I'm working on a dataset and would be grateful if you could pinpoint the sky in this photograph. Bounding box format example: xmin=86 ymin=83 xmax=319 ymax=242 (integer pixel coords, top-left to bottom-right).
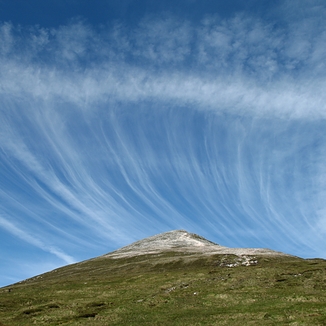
xmin=1 ymin=0 xmax=326 ymax=287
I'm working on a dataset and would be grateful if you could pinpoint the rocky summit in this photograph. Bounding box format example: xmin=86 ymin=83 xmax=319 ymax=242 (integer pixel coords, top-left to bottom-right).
xmin=104 ymin=229 xmax=289 ymax=259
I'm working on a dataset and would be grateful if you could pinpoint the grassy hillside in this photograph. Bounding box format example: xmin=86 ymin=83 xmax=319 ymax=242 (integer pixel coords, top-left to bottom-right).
xmin=1 ymin=252 xmax=326 ymax=325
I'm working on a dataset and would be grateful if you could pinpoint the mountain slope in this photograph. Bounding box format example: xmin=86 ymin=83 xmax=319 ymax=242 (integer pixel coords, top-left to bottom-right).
xmin=1 ymin=230 xmax=326 ymax=325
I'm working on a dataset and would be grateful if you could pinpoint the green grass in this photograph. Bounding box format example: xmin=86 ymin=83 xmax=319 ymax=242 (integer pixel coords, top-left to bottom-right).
xmin=1 ymin=253 xmax=326 ymax=325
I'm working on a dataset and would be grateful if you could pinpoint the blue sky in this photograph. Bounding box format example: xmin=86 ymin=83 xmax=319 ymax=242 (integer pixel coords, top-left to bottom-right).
xmin=1 ymin=0 xmax=326 ymax=286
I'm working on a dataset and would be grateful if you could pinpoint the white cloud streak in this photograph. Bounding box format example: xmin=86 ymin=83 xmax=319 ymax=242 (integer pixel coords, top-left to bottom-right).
xmin=0 ymin=8 xmax=326 ymax=118
xmin=0 ymin=214 xmax=75 ymax=264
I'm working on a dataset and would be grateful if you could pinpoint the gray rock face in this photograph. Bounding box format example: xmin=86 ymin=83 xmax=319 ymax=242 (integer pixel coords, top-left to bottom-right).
xmin=104 ymin=230 xmax=290 ymax=259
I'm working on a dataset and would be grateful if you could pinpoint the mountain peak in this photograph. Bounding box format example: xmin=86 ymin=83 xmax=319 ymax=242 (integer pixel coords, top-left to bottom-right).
xmin=104 ymin=230 xmax=219 ymax=258
xmin=122 ymin=229 xmax=218 ymax=249
xmin=104 ymin=230 xmax=289 ymax=259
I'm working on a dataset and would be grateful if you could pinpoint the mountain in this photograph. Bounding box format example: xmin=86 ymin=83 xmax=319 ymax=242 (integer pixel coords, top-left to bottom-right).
xmin=1 ymin=230 xmax=326 ymax=325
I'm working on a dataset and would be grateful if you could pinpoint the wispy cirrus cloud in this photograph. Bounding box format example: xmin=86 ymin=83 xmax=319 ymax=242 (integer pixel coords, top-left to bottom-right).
xmin=0 ymin=213 xmax=75 ymax=264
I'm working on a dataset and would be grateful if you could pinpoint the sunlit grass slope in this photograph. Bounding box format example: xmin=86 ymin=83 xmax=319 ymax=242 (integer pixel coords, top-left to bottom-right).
xmin=1 ymin=251 xmax=326 ymax=325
